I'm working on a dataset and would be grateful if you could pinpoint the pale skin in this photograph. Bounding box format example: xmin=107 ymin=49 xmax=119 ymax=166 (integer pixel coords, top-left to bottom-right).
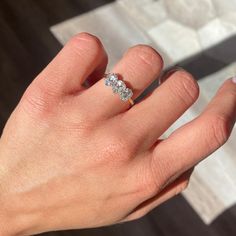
xmin=0 ymin=32 xmax=236 ymax=235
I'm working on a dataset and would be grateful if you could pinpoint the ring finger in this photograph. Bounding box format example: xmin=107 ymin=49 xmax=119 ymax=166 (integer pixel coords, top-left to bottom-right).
xmin=79 ymin=45 xmax=163 ymax=119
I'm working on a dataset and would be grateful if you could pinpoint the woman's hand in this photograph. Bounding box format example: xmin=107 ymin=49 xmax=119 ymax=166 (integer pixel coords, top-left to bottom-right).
xmin=0 ymin=33 xmax=236 ymax=235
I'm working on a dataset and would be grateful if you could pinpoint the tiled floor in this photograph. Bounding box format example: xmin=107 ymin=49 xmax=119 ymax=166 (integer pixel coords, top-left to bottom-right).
xmin=119 ymin=0 xmax=236 ymax=64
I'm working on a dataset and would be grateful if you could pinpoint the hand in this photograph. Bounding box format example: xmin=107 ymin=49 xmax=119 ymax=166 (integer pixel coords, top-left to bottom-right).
xmin=0 ymin=33 xmax=236 ymax=235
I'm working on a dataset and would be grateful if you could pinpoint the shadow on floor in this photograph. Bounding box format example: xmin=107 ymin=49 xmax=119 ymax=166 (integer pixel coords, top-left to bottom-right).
xmin=137 ymin=34 xmax=236 ymax=102
xmin=178 ymin=35 xmax=236 ymax=80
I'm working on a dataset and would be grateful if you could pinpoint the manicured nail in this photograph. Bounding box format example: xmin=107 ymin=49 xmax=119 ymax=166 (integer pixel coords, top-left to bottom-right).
xmin=232 ymin=77 xmax=236 ymax=84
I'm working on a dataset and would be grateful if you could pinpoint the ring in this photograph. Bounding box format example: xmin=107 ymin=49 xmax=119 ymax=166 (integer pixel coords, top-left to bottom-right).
xmin=104 ymin=73 xmax=134 ymax=106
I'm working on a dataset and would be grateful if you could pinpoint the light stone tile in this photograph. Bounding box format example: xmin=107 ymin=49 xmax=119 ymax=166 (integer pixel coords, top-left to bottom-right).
xmin=50 ymin=2 xmax=168 ymax=68
xmin=221 ymin=12 xmax=236 ymax=27
xmin=117 ymin=0 xmax=167 ymax=31
xmin=117 ymin=0 xmax=154 ymax=31
xmin=163 ymin=63 xmax=236 ymax=224
xmin=213 ymin=0 xmax=236 ymax=15
xmin=148 ymin=20 xmax=201 ymax=63
xmin=164 ymin=0 xmax=216 ymax=29
xmin=143 ymin=0 xmax=167 ymax=26
xmin=118 ymin=0 xmax=154 ymax=7
xmin=198 ymin=18 xmax=236 ymax=50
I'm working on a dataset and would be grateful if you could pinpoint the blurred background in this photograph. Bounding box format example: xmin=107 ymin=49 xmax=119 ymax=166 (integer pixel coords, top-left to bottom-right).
xmin=1 ymin=0 xmax=236 ymax=235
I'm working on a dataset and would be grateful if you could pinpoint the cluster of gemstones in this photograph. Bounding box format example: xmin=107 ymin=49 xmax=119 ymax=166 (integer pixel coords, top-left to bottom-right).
xmin=104 ymin=73 xmax=133 ymax=102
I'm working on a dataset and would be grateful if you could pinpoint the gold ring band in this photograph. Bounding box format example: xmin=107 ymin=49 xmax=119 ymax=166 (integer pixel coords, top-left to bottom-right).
xmin=128 ymin=98 xmax=134 ymax=106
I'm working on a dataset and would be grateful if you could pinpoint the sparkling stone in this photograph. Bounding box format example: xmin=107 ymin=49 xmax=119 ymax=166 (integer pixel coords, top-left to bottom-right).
xmin=105 ymin=73 xmax=118 ymax=86
xmin=112 ymin=80 xmax=126 ymax=94
xmin=120 ymin=88 xmax=133 ymax=101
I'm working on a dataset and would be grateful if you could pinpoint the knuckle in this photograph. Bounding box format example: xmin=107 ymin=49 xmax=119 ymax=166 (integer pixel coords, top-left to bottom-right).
xmin=62 ymin=112 xmax=97 ymax=134
xmin=21 ymin=80 xmax=58 ymax=118
xmin=128 ymin=45 xmax=163 ymax=72
xmin=208 ymin=114 xmax=231 ymax=147
xmin=169 ymin=71 xmax=199 ymax=106
xmin=23 ymin=88 xmax=47 ymax=111
xmin=100 ymin=135 xmax=133 ymax=164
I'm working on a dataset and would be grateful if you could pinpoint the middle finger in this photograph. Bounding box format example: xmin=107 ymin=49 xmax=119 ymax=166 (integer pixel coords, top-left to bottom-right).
xmin=123 ymin=70 xmax=199 ymax=151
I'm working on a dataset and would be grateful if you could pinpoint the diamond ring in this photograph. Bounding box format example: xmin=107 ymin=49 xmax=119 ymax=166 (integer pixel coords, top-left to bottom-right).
xmin=104 ymin=73 xmax=134 ymax=106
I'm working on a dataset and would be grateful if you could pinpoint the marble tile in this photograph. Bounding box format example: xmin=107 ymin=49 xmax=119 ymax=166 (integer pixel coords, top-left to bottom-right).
xmin=51 ymin=2 xmax=159 ymax=68
xmin=118 ymin=0 xmax=167 ymax=31
xmin=118 ymin=0 xmax=154 ymax=7
xmin=117 ymin=0 xmax=153 ymax=30
xmin=148 ymin=20 xmax=202 ymax=63
xmin=198 ymin=18 xmax=236 ymax=50
xmin=143 ymin=0 xmax=167 ymax=26
xmin=222 ymin=12 xmax=236 ymax=27
xmin=164 ymin=0 xmax=216 ymax=29
xmin=213 ymin=0 xmax=236 ymax=15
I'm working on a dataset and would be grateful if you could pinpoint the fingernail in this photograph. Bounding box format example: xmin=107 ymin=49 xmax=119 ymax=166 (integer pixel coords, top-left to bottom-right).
xmin=232 ymin=77 xmax=236 ymax=84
